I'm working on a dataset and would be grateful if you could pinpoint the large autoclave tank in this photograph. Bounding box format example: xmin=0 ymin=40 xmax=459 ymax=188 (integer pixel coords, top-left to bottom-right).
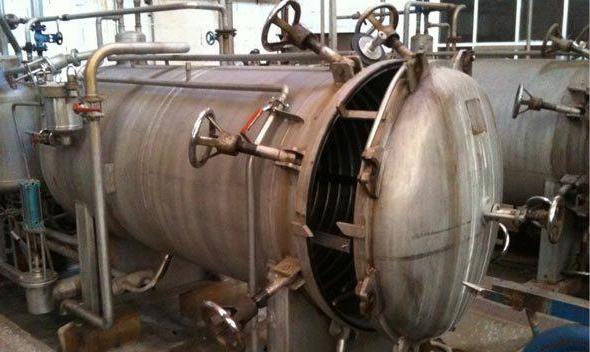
xmin=40 ymin=60 xmax=502 ymax=342
xmin=473 ymin=59 xmax=588 ymax=203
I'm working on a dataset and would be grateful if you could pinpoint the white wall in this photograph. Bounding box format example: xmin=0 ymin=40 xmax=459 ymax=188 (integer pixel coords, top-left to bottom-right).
xmin=2 ymin=0 xmax=441 ymax=59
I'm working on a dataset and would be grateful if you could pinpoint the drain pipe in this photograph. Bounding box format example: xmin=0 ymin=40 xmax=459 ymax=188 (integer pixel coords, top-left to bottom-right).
xmin=63 ymin=42 xmax=190 ymax=330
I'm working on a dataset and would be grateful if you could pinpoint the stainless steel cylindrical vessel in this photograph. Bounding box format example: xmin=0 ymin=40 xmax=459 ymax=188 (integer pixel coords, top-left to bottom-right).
xmin=473 ymin=59 xmax=588 ymax=203
xmin=40 ymin=60 xmax=502 ymax=342
xmin=0 ymin=57 xmax=42 ymax=191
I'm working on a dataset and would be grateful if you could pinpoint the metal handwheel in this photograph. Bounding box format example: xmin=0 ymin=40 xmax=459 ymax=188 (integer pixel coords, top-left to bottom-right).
xmin=261 ymin=0 xmax=301 ymax=51
xmin=354 ymin=3 xmax=399 ymax=40
xmin=541 ymin=23 xmax=562 ymax=57
xmin=188 ymin=108 xmax=222 ymax=168
xmin=352 ymin=4 xmax=400 ymax=65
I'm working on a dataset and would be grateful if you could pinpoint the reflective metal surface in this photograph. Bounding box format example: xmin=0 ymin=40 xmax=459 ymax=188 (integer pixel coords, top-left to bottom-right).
xmin=40 ymin=60 xmax=501 ymax=343
xmin=473 ymin=59 xmax=588 ymax=204
xmin=0 ymin=57 xmax=42 ymax=191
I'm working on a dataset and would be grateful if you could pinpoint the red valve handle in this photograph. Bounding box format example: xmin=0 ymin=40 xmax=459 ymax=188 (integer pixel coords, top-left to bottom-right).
xmin=73 ymin=102 xmax=101 ymax=115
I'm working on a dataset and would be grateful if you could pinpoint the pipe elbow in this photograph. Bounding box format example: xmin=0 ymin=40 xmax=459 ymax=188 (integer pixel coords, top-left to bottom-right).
xmin=84 ymin=42 xmax=190 ymax=98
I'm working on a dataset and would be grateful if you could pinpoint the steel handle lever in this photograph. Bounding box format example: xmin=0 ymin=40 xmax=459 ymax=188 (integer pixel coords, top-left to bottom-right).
xmin=201 ymin=257 xmax=302 ymax=351
xmin=512 ymin=84 xmax=583 ymax=119
xmin=261 ymin=0 xmax=360 ymax=82
xmin=188 ymin=108 xmax=302 ymax=169
xmin=542 ymin=23 xmax=590 ymax=59
xmin=484 ymin=194 xmax=565 ymax=244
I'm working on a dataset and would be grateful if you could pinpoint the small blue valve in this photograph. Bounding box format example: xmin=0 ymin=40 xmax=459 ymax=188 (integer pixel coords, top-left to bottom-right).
xmin=25 ymin=22 xmax=63 ymax=57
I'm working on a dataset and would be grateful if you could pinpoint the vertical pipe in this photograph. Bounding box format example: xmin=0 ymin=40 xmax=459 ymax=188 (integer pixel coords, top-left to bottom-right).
xmin=0 ymin=0 xmax=8 ymax=55
xmin=225 ymin=0 xmax=234 ymax=56
xmin=320 ymin=0 xmax=325 ymax=45
xmin=0 ymin=9 xmax=23 ymax=61
xmin=30 ymin=0 xmax=43 ymax=18
xmin=96 ymin=18 xmax=104 ymax=47
xmin=133 ymin=0 xmax=142 ymax=33
xmin=472 ymin=0 xmax=479 ymax=47
xmin=148 ymin=13 xmax=155 ymax=41
xmin=561 ymin=0 xmax=569 ymax=39
xmin=526 ymin=0 xmax=533 ymax=58
xmin=329 ymin=0 xmax=337 ymax=50
xmin=514 ymin=0 xmax=522 ymax=47
xmin=75 ymin=202 xmax=100 ymax=314
xmin=116 ymin=0 xmax=125 ymax=33
xmin=88 ymin=120 xmax=113 ymax=328
xmin=0 ymin=219 xmax=5 ymax=263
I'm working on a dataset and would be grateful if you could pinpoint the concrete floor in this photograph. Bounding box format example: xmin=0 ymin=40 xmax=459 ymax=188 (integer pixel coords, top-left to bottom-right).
xmin=0 ymin=277 xmax=574 ymax=352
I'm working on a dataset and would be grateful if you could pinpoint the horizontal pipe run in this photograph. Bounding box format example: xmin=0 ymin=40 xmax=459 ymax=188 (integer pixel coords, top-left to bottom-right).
xmin=27 ymin=2 xmax=226 ymax=25
xmin=109 ymin=51 xmax=357 ymax=63
xmin=429 ymin=49 xmax=577 ymax=57
xmin=0 ymin=261 xmax=24 ymax=282
xmin=97 ymin=77 xmax=288 ymax=95
xmin=45 ymin=228 xmax=78 ymax=246
xmin=85 ymin=42 xmax=190 ymax=98
xmin=45 ymin=239 xmax=78 ymax=260
xmin=24 ymin=2 xmax=229 ymax=59
xmin=4 ymin=50 xmax=92 ymax=77
xmin=61 ymin=299 xmax=109 ymax=328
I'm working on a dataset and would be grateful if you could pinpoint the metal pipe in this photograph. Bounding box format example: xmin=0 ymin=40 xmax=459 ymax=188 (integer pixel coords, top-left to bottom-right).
xmin=45 ymin=239 xmax=77 ymax=260
xmin=4 ymin=50 xmax=92 ymax=77
xmin=526 ymin=0 xmax=533 ymax=58
xmin=329 ymin=0 xmax=337 ymax=50
xmin=245 ymin=85 xmax=289 ymax=352
xmin=133 ymin=0 xmax=142 ymax=33
xmin=108 ymin=51 xmax=356 ymax=63
xmin=77 ymin=42 xmax=190 ymax=330
xmin=45 ymin=228 xmax=78 ymax=246
xmin=88 ymin=119 xmax=113 ymax=327
xmin=115 ymin=0 xmax=125 ymax=33
xmin=0 ymin=10 xmax=23 ymax=61
xmin=0 ymin=261 xmax=24 ymax=282
xmin=61 ymin=299 xmax=108 ymax=328
xmin=96 ymin=16 xmax=120 ymax=47
xmin=403 ymin=2 xmax=462 ymax=45
xmin=23 ymin=2 xmax=231 ymax=56
xmin=84 ymin=42 xmax=189 ymax=98
xmin=320 ymin=0 xmax=325 ymax=45
xmin=97 ymin=77 xmax=288 ymax=94
xmin=450 ymin=5 xmax=466 ymax=49
xmin=0 ymin=1 xmax=8 ymax=55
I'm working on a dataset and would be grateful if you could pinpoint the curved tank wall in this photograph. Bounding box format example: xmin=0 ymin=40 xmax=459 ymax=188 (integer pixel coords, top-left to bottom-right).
xmin=0 ymin=57 xmax=44 ymax=191
xmin=473 ymin=59 xmax=588 ymax=203
xmin=39 ymin=61 xmax=501 ymax=343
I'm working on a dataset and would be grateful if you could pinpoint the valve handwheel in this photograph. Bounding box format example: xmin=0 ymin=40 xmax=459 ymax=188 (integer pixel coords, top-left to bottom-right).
xmin=541 ymin=23 xmax=562 ymax=57
xmin=188 ymin=108 xmax=222 ymax=168
xmin=352 ymin=4 xmax=400 ymax=65
xmin=261 ymin=0 xmax=301 ymax=52
xmin=354 ymin=4 xmax=399 ymax=45
xmin=205 ymin=31 xmax=217 ymax=46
